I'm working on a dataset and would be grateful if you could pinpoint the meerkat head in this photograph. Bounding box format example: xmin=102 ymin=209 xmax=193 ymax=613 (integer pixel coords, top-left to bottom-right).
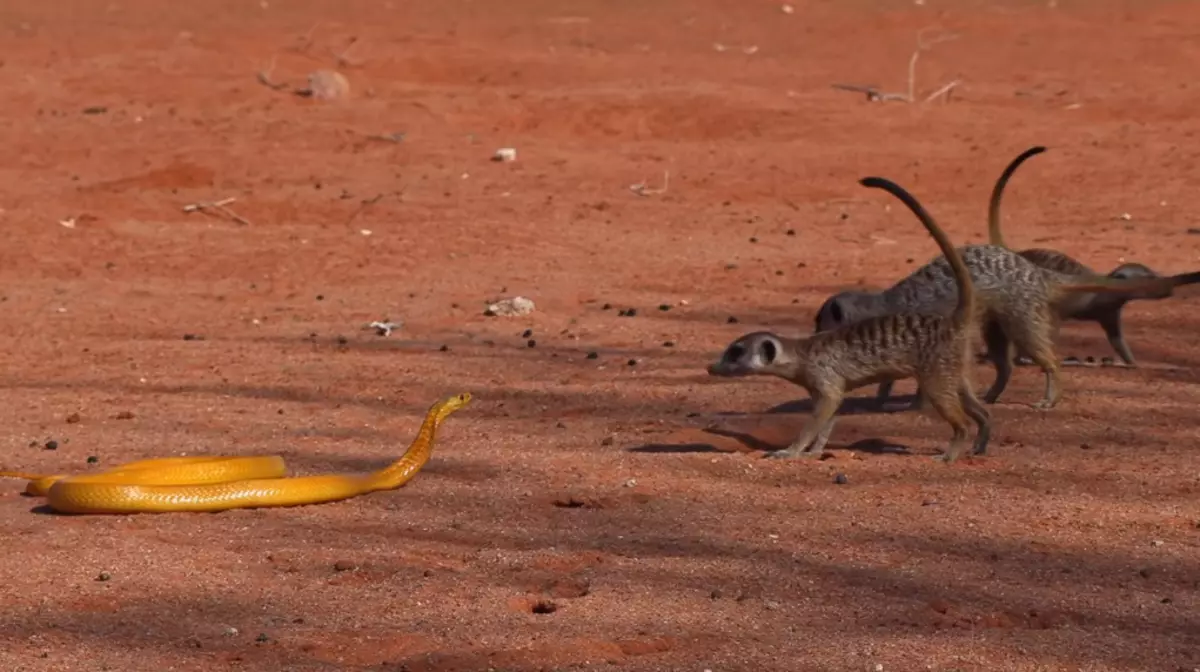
xmin=812 ymin=290 xmax=887 ymax=333
xmin=707 ymin=331 xmax=798 ymax=379
xmin=1106 ymin=261 xmax=1172 ymax=301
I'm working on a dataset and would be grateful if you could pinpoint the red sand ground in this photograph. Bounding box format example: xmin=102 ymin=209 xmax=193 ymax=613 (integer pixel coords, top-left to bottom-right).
xmin=1 ymin=1 xmax=1198 ymax=670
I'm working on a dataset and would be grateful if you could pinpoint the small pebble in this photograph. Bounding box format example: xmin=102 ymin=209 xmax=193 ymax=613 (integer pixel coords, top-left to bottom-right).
xmin=255 ymin=633 xmax=270 ymax=643
xmin=114 ymin=411 xmax=135 ymax=420
xmin=223 ymin=627 xmax=239 ymax=637
xmin=1080 ymin=443 xmax=1091 ymax=450
xmin=662 ymin=341 xmax=675 ymax=348
xmin=601 ymin=303 xmax=612 ymax=310
xmin=521 ymin=329 xmax=533 ymax=338
xmin=658 ymin=304 xmax=671 ymax=311
xmin=786 ymin=229 xmax=796 ymax=236
xmin=333 ymin=560 xmax=358 ymax=572
xmin=96 ymin=572 xmax=111 ymax=582
xmin=749 ymin=236 xmax=758 ymax=243
xmin=775 ymin=270 xmax=784 ymax=276
xmin=66 ymin=413 xmax=81 ymax=424
xmin=626 ymin=359 xmax=637 ymax=366
xmin=44 ymin=440 xmax=58 ymax=451
xmin=726 ymin=316 xmax=739 ymax=324
xmin=182 ymin=334 xmax=202 ymax=341
xmin=336 ymin=336 xmax=348 ymax=346
xmin=527 ymin=339 xmax=537 ymax=348
xmin=600 ymin=436 xmax=615 ymax=446
xmin=87 ymin=456 xmax=99 ymax=464
xmin=439 ymin=345 xmax=449 ymax=352
xmin=1151 ymin=540 xmax=1164 ymax=547
xmin=586 ymin=351 xmax=599 ymax=360
xmin=833 ymin=473 xmax=848 ymax=485
xmin=1101 ymin=356 xmax=1115 ymax=366
xmin=316 ymin=294 xmax=325 ymax=301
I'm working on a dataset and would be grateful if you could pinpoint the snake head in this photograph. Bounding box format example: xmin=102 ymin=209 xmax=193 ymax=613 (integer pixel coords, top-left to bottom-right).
xmin=438 ymin=392 xmax=473 ymax=414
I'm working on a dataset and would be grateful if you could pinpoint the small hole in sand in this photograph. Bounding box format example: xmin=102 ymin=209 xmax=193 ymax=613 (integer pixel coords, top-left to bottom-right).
xmin=530 ymin=600 xmax=558 ymax=614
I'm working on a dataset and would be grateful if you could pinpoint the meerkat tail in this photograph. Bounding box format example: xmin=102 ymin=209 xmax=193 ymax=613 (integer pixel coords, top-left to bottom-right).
xmin=1168 ymin=270 xmax=1200 ymax=287
xmin=987 ymin=145 xmax=1047 ymax=248
xmin=859 ymin=177 xmax=973 ymax=330
xmin=1053 ymin=275 xmax=1183 ymax=297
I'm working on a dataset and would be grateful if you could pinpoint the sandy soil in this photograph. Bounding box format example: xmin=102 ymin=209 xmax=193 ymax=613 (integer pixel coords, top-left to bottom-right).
xmin=1 ymin=1 xmax=1198 ymax=670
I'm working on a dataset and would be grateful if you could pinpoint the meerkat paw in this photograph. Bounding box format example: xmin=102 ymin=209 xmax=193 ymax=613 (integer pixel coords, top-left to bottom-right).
xmin=935 ymin=451 xmax=961 ymax=464
xmin=1031 ymin=399 xmax=1057 ymax=411
xmin=766 ymin=448 xmax=819 ymax=460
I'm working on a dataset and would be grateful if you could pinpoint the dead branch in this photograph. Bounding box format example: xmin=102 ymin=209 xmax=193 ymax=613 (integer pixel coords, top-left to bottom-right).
xmin=182 ymin=197 xmax=253 ymax=226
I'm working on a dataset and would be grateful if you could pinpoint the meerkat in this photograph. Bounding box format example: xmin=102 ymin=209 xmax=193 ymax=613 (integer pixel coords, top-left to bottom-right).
xmin=986 ymin=145 xmax=1200 ymax=366
xmin=812 ymin=151 xmax=1193 ymax=411
xmin=708 ymin=176 xmax=990 ymax=463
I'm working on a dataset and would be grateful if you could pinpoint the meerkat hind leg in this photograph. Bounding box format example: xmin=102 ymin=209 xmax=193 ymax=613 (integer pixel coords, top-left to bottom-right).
xmin=920 ymin=377 xmax=974 ymax=464
xmin=980 ymin=320 xmax=1015 ymax=404
xmin=876 ymin=379 xmax=925 ymax=413
xmin=769 ymin=390 xmax=843 ymax=459
xmin=960 ymin=386 xmax=991 ymax=455
xmin=993 ymin=309 xmax=1061 ymax=410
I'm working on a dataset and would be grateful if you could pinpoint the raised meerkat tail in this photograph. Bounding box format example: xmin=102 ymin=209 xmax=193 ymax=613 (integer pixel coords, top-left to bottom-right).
xmin=859 ymin=176 xmax=973 ymax=330
xmin=987 ymin=145 xmax=1047 ymax=248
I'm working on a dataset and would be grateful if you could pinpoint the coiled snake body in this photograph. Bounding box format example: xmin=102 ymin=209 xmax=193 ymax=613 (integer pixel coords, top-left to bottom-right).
xmin=0 ymin=393 xmax=471 ymax=515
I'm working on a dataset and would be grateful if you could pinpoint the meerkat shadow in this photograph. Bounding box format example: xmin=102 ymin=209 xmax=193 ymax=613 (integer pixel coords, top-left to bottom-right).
xmin=627 ymin=442 xmax=727 ymax=454
xmin=763 ymin=395 xmax=919 ymax=416
xmin=703 ymin=426 xmax=914 ymax=456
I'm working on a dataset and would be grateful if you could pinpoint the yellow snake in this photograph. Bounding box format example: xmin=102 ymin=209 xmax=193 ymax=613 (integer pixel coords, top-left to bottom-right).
xmin=0 ymin=392 xmax=471 ymax=515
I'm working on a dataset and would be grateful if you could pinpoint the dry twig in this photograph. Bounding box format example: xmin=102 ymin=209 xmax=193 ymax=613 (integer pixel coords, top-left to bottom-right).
xmin=256 ymin=56 xmax=289 ymax=90
xmin=182 ymin=197 xmax=252 ymax=226
xmin=833 ymin=27 xmax=961 ymax=104
xmin=332 ymin=36 xmax=365 ymax=68
xmin=630 ymin=170 xmax=670 ymax=197
xmin=345 ymin=189 xmax=405 ymax=226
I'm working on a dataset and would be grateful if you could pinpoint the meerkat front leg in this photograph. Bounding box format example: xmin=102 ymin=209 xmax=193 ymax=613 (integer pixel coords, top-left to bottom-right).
xmin=768 ymin=389 xmax=843 ymax=459
xmin=1099 ymin=311 xmax=1137 ymax=366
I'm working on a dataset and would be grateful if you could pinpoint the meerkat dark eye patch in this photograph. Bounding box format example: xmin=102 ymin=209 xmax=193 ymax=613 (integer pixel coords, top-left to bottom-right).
xmin=829 ymin=301 xmax=844 ymax=324
xmin=759 ymin=339 xmax=777 ymax=363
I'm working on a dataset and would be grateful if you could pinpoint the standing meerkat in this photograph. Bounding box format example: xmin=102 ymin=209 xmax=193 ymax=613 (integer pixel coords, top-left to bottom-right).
xmin=812 ymin=151 xmax=1194 ymax=410
xmin=985 ymin=145 xmax=1200 ymax=366
xmin=708 ymin=176 xmax=990 ymax=463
